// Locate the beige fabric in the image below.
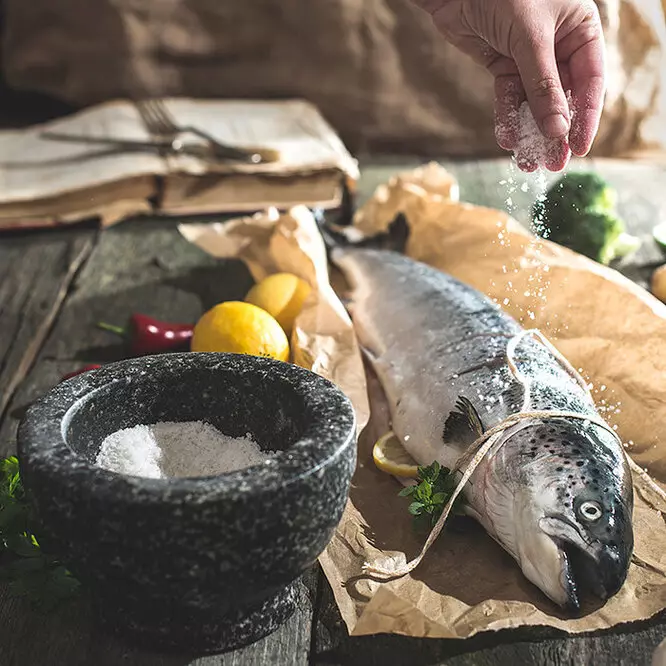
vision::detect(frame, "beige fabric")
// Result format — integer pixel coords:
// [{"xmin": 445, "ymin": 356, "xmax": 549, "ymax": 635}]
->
[{"xmin": 2, "ymin": 0, "xmax": 665, "ymax": 158}]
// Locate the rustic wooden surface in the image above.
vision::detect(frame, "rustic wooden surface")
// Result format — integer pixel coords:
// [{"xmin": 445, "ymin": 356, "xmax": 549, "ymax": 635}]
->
[{"xmin": 1, "ymin": 157, "xmax": 666, "ymax": 666}]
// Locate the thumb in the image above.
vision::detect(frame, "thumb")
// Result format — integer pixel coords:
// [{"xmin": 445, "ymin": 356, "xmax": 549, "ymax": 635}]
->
[{"xmin": 512, "ymin": 36, "xmax": 571, "ymax": 139}]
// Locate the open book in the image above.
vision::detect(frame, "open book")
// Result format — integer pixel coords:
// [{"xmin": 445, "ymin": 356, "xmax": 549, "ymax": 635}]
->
[{"xmin": 0, "ymin": 98, "xmax": 359, "ymax": 230}]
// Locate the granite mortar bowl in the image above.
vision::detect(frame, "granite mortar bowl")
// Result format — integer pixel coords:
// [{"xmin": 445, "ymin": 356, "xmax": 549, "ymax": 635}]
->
[{"xmin": 17, "ymin": 352, "xmax": 357, "ymax": 654}]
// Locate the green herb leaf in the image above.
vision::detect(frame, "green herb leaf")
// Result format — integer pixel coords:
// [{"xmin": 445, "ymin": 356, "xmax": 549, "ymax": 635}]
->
[
  {"xmin": 431, "ymin": 492, "xmax": 448, "ymax": 505},
  {"xmin": 0, "ymin": 455, "xmax": 81, "ymax": 611},
  {"xmin": 408, "ymin": 502, "xmax": 424, "ymax": 516},
  {"xmin": 0, "ymin": 502, "xmax": 28, "ymax": 533},
  {"xmin": 0, "ymin": 456, "xmax": 19, "ymax": 479},
  {"xmin": 5, "ymin": 533, "xmax": 40, "ymax": 558},
  {"xmin": 6, "ymin": 557, "xmax": 47, "ymax": 576},
  {"xmin": 398, "ymin": 459, "xmax": 464, "ymax": 531}
]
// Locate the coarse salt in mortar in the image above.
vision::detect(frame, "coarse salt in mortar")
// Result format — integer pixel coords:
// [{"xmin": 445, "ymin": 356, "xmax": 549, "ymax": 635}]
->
[{"xmin": 95, "ymin": 421, "xmax": 270, "ymax": 479}]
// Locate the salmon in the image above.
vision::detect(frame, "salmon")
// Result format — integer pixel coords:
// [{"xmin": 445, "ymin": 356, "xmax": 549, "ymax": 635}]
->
[{"xmin": 332, "ymin": 246, "xmax": 634, "ymax": 610}]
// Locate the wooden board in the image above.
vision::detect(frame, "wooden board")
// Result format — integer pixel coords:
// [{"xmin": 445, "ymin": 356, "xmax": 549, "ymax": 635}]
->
[
  {"xmin": 1, "ymin": 158, "xmax": 666, "ymax": 665},
  {"xmin": 0, "ymin": 218, "xmax": 314, "ymax": 666},
  {"xmin": 0, "ymin": 225, "xmax": 96, "ymax": 457}
]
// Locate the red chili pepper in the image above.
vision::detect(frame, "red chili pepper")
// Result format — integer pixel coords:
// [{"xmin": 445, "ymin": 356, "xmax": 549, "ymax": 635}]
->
[
  {"xmin": 61, "ymin": 364, "xmax": 102, "ymax": 381},
  {"xmin": 97, "ymin": 314, "xmax": 194, "ymax": 356}
]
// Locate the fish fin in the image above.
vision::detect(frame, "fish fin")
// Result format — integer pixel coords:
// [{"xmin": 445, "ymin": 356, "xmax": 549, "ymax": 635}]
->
[
  {"xmin": 462, "ymin": 504, "xmax": 485, "ymax": 524},
  {"xmin": 483, "ymin": 476, "xmax": 519, "ymax": 561},
  {"xmin": 443, "ymin": 396, "xmax": 485, "ymax": 446}
]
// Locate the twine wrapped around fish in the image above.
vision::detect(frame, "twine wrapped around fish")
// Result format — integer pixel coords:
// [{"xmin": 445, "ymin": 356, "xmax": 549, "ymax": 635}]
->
[{"xmin": 363, "ymin": 328, "xmax": 666, "ymax": 580}]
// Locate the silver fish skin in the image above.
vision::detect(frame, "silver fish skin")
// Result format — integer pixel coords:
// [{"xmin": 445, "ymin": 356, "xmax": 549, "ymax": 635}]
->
[{"xmin": 332, "ymin": 246, "xmax": 634, "ymax": 610}]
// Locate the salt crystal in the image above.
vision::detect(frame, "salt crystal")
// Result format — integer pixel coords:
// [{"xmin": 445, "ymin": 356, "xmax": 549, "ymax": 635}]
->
[{"xmin": 95, "ymin": 421, "xmax": 270, "ymax": 479}]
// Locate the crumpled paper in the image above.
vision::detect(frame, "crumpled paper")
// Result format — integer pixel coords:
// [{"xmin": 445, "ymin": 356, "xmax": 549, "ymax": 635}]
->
[{"xmin": 179, "ymin": 163, "xmax": 666, "ymax": 639}]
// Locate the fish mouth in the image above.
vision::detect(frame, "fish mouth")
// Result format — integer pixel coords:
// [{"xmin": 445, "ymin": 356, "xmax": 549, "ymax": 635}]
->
[{"xmin": 541, "ymin": 516, "xmax": 629, "ymax": 612}]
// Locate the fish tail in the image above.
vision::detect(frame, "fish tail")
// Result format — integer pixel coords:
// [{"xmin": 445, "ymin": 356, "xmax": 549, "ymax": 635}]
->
[
  {"xmin": 311, "ymin": 209, "xmax": 352, "ymax": 254},
  {"xmin": 313, "ymin": 208, "xmax": 411, "ymax": 259}
]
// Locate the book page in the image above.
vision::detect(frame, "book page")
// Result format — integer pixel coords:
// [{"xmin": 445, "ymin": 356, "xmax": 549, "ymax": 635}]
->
[
  {"xmin": 162, "ymin": 170, "xmax": 345, "ymax": 215},
  {"xmin": 0, "ymin": 101, "xmax": 165, "ymax": 205},
  {"xmin": 161, "ymin": 99, "xmax": 360, "ymax": 178}
]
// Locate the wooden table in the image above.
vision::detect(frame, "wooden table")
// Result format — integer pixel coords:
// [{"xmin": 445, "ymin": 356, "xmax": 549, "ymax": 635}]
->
[{"xmin": 2, "ymin": 157, "xmax": 666, "ymax": 666}]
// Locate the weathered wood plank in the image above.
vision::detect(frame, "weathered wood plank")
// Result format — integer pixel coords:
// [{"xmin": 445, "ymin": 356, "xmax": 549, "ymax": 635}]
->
[
  {"xmin": 313, "ymin": 570, "xmax": 666, "ymax": 666},
  {"xmin": 1, "ymin": 569, "xmax": 317, "ymax": 666},
  {"xmin": 0, "ymin": 226, "xmax": 96, "ymax": 456},
  {"xmin": 0, "ymin": 218, "xmax": 316, "ymax": 666}
]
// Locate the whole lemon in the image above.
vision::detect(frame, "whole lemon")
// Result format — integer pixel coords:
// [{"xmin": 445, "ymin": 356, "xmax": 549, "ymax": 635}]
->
[
  {"xmin": 191, "ymin": 301, "xmax": 290, "ymax": 361},
  {"xmin": 245, "ymin": 273, "xmax": 312, "ymax": 336}
]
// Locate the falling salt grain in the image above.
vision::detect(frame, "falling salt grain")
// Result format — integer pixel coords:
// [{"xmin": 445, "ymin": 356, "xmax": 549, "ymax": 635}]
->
[{"xmin": 95, "ymin": 421, "xmax": 270, "ymax": 479}]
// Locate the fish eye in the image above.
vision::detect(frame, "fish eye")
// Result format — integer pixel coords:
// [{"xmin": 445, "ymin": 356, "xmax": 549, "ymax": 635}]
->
[{"xmin": 579, "ymin": 500, "xmax": 603, "ymax": 522}]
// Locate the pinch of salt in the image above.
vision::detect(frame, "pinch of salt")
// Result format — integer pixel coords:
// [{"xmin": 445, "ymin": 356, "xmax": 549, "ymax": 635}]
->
[
  {"xmin": 499, "ymin": 91, "xmax": 575, "ymax": 170},
  {"xmin": 95, "ymin": 421, "xmax": 270, "ymax": 479}
]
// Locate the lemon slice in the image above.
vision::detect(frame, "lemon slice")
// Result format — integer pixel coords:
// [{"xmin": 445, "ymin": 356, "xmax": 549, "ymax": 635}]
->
[{"xmin": 372, "ymin": 431, "xmax": 419, "ymax": 478}]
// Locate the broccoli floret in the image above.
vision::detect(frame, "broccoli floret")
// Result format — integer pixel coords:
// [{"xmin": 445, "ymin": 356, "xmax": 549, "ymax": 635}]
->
[{"xmin": 532, "ymin": 171, "xmax": 639, "ymax": 265}]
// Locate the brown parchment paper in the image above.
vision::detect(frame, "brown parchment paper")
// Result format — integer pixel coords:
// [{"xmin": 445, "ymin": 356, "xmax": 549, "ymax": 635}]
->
[{"xmin": 179, "ymin": 163, "xmax": 666, "ymax": 639}]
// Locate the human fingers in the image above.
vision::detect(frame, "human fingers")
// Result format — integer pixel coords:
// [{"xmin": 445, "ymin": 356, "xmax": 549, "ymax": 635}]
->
[
  {"xmin": 511, "ymin": 25, "xmax": 572, "ymax": 140},
  {"xmin": 493, "ymin": 65, "xmax": 571, "ymax": 172},
  {"xmin": 558, "ymin": 20, "xmax": 606, "ymax": 156},
  {"xmin": 494, "ymin": 73, "xmax": 524, "ymax": 150}
]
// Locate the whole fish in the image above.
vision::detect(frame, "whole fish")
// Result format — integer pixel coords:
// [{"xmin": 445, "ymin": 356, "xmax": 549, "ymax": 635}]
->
[{"xmin": 332, "ymin": 245, "xmax": 633, "ymax": 610}]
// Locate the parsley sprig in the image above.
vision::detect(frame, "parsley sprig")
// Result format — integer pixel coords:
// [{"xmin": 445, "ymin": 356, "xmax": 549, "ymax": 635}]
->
[
  {"xmin": 0, "ymin": 456, "xmax": 80, "ymax": 611},
  {"xmin": 398, "ymin": 461, "xmax": 463, "ymax": 530}
]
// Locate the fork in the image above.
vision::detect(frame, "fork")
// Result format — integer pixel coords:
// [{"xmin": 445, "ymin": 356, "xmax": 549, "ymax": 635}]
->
[{"xmin": 135, "ymin": 98, "xmax": 280, "ymax": 164}]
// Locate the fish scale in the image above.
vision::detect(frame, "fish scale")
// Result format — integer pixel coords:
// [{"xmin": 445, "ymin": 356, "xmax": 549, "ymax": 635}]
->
[{"xmin": 333, "ymin": 245, "xmax": 633, "ymax": 610}]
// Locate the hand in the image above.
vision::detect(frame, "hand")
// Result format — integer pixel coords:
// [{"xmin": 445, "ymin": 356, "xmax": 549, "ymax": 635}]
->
[{"xmin": 412, "ymin": 0, "xmax": 606, "ymax": 172}]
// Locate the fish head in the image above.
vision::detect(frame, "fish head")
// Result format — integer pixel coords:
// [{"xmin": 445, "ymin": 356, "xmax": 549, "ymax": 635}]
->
[{"xmin": 497, "ymin": 418, "xmax": 634, "ymax": 611}]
